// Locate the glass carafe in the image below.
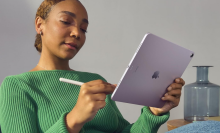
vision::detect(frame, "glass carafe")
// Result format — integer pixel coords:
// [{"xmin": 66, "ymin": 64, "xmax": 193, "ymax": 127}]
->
[{"xmin": 184, "ymin": 66, "xmax": 220, "ymax": 122}]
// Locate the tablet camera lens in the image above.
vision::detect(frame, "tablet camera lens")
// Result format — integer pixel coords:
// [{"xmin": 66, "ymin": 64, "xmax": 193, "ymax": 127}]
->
[{"xmin": 190, "ymin": 53, "xmax": 194, "ymax": 58}]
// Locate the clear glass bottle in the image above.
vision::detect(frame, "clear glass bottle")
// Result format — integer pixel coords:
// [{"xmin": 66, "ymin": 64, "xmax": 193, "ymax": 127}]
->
[{"xmin": 184, "ymin": 66, "xmax": 220, "ymax": 122}]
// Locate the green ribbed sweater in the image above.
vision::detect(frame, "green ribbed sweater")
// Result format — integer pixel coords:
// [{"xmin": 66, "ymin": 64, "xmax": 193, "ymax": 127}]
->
[{"xmin": 0, "ymin": 70, "xmax": 169, "ymax": 133}]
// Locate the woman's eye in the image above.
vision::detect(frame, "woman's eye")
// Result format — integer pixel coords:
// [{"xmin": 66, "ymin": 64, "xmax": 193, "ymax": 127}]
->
[
  {"xmin": 60, "ymin": 20, "xmax": 87, "ymax": 33},
  {"xmin": 81, "ymin": 29, "xmax": 87, "ymax": 33},
  {"xmin": 60, "ymin": 21, "xmax": 71, "ymax": 25}
]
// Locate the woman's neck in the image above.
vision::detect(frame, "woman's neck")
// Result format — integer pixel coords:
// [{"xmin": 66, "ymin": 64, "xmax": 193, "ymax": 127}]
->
[{"xmin": 37, "ymin": 51, "xmax": 72, "ymax": 71}]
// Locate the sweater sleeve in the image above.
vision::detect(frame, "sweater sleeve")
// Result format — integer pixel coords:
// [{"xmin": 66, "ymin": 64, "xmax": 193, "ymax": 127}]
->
[
  {"xmin": 0, "ymin": 76, "xmax": 84, "ymax": 133},
  {"xmin": 108, "ymin": 95, "xmax": 170, "ymax": 133}
]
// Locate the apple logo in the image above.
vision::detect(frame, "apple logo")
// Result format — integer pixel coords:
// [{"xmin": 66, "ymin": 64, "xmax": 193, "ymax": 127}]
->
[{"xmin": 152, "ymin": 71, "xmax": 159, "ymax": 79}]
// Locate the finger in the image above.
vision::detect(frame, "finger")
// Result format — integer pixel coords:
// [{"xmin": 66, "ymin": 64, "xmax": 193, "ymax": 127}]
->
[
  {"xmin": 89, "ymin": 101, "xmax": 106, "ymax": 112},
  {"xmin": 175, "ymin": 78, "xmax": 185, "ymax": 86},
  {"xmin": 91, "ymin": 93, "xmax": 107, "ymax": 101},
  {"xmin": 167, "ymin": 83, "xmax": 183, "ymax": 91},
  {"xmin": 96, "ymin": 101, "xmax": 106, "ymax": 110},
  {"xmin": 85, "ymin": 79, "xmax": 109, "ymax": 86},
  {"xmin": 165, "ymin": 89, "xmax": 181, "ymax": 98},
  {"xmin": 113, "ymin": 84, "xmax": 117, "ymax": 87},
  {"xmin": 162, "ymin": 95, "xmax": 179, "ymax": 107},
  {"xmin": 89, "ymin": 84, "xmax": 115, "ymax": 94}
]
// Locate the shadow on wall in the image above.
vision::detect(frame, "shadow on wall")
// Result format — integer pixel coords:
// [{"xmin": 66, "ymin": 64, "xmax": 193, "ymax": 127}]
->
[
  {"xmin": 0, "ymin": 0, "xmax": 35, "ymax": 42},
  {"xmin": 0, "ymin": 1, "xmax": 38, "ymax": 132},
  {"xmin": 0, "ymin": 0, "xmax": 41, "ymax": 80}
]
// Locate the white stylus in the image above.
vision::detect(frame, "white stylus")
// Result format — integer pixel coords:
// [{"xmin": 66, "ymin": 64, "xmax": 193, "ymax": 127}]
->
[{"xmin": 59, "ymin": 78, "xmax": 84, "ymax": 86}]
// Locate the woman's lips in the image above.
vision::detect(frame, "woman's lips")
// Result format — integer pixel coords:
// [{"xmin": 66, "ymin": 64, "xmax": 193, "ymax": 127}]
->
[{"xmin": 65, "ymin": 43, "xmax": 77, "ymax": 50}]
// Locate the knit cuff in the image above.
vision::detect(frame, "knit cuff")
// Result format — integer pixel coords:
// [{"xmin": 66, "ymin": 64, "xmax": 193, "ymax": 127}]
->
[
  {"xmin": 61, "ymin": 113, "xmax": 85, "ymax": 133},
  {"xmin": 129, "ymin": 106, "xmax": 170, "ymax": 133},
  {"xmin": 45, "ymin": 112, "xmax": 84, "ymax": 133},
  {"xmin": 142, "ymin": 106, "xmax": 170, "ymax": 130}
]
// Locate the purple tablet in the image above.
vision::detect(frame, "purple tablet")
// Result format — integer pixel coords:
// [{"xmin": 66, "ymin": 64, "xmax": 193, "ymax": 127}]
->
[{"xmin": 111, "ymin": 33, "xmax": 194, "ymax": 108}]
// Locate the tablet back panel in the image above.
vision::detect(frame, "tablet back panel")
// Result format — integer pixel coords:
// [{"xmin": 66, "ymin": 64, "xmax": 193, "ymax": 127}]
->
[{"xmin": 111, "ymin": 33, "xmax": 194, "ymax": 108}]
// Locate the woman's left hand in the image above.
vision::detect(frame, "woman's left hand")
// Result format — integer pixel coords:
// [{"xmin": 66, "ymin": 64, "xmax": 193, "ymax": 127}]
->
[{"xmin": 149, "ymin": 78, "xmax": 185, "ymax": 116}]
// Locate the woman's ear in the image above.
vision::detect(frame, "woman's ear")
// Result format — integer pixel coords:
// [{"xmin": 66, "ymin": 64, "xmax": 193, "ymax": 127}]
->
[{"xmin": 35, "ymin": 16, "xmax": 45, "ymax": 34}]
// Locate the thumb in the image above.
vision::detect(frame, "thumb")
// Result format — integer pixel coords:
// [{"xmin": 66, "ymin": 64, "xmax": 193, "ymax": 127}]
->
[
  {"xmin": 113, "ymin": 84, "xmax": 117, "ymax": 87},
  {"xmin": 111, "ymin": 84, "xmax": 117, "ymax": 87}
]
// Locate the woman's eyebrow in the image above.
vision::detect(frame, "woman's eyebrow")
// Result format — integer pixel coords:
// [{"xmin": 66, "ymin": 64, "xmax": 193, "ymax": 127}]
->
[
  {"xmin": 59, "ymin": 11, "xmax": 76, "ymax": 18},
  {"xmin": 59, "ymin": 11, "xmax": 89, "ymax": 24}
]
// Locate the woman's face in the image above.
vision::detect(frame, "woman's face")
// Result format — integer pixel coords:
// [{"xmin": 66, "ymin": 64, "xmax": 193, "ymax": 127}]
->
[{"xmin": 40, "ymin": 0, "xmax": 88, "ymax": 60}]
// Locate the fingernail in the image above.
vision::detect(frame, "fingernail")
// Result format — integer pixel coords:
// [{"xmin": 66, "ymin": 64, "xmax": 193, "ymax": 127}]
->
[
  {"xmin": 111, "ymin": 84, "xmax": 116, "ymax": 87},
  {"xmin": 176, "ymin": 79, "xmax": 180, "ymax": 82},
  {"xmin": 168, "ymin": 87, "xmax": 172, "ymax": 91},
  {"xmin": 162, "ymin": 97, "xmax": 165, "ymax": 100},
  {"xmin": 165, "ymin": 93, "xmax": 169, "ymax": 96}
]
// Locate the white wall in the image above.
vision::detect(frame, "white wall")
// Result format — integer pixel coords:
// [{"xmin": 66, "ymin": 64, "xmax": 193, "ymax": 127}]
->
[{"xmin": 1, "ymin": 0, "xmax": 220, "ymax": 132}]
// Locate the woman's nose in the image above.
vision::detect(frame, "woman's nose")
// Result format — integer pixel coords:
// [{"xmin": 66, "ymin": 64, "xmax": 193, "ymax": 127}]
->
[{"xmin": 70, "ymin": 27, "xmax": 81, "ymax": 39}]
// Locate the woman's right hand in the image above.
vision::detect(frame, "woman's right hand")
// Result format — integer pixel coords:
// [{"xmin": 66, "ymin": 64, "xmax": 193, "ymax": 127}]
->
[{"xmin": 65, "ymin": 80, "xmax": 116, "ymax": 132}]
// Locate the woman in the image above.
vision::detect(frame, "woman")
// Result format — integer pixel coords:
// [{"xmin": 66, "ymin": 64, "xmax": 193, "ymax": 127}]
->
[{"xmin": 0, "ymin": 0, "xmax": 185, "ymax": 133}]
